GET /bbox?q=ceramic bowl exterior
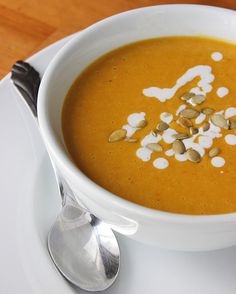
[38,5,236,251]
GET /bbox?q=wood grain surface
[0,0,235,78]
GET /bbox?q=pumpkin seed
[152,129,159,137]
[189,127,199,135]
[109,129,127,142]
[136,119,147,128]
[172,133,189,140]
[186,149,201,163]
[201,107,214,115]
[228,119,236,130]
[180,108,200,119]
[146,143,163,152]
[180,92,195,101]
[208,147,221,158]
[202,121,210,132]
[156,122,169,131]
[173,140,186,154]
[125,138,138,143]
[210,114,228,128]
[178,117,193,128]
[191,94,205,105]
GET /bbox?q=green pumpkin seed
[172,133,189,140]
[202,122,210,132]
[201,107,214,115]
[109,129,127,142]
[210,114,228,128]
[186,149,201,163]
[191,94,205,105]
[156,122,169,131]
[178,117,193,128]
[173,140,186,154]
[136,120,147,128]
[189,127,199,135]
[180,92,195,101]
[152,130,159,137]
[180,108,200,119]
[146,143,163,152]
[208,147,221,158]
[228,119,236,130]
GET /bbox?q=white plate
[1,34,236,294]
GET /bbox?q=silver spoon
[11,60,120,292]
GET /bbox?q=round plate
[1,34,236,294]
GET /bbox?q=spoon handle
[11,60,78,208]
[11,60,40,118]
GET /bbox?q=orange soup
[62,36,236,215]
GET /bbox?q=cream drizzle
[211,157,225,167]
[162,128,177,144]
[136,148,152,162]
[123,57,235,170]
[225,107,236,119]
[198,136,213,149]
[160,112,173,124]
[143,65,214,102]
[165,149,174,157]
[135,114,223,164]
[211,52,223,62]
[217,87,229,98]
[128,112,146,127]
[153,158,169,170]
[176,104,186,116]
[175,153,187,162]
[136,132,162,162]
[195,113,206,124]
[122,124,136,137]
[189,87,205,96]
[225,134,236,145]
[122,112,146,137]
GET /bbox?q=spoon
[11,60,120,292]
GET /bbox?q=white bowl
[38,4,236,251]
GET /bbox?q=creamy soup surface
[62,36,236,215]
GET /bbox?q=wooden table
[0,0,235,78]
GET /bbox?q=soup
[62,36,236,215]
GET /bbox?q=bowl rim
[38,3,236,224]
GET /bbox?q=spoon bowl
[48,204,120,291]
